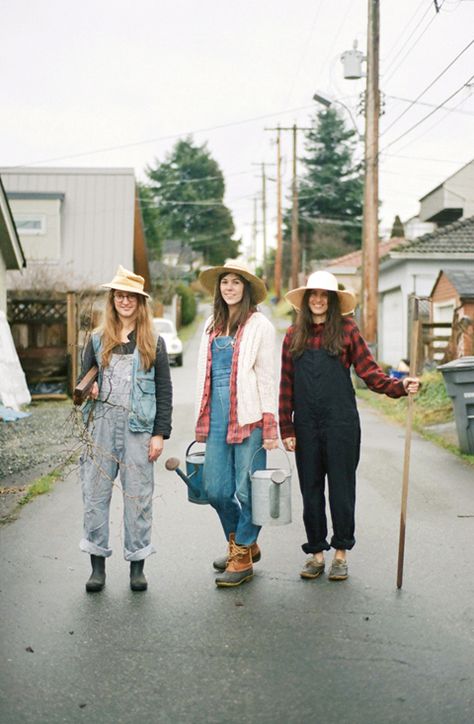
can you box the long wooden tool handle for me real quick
[73,365,99,406]
[396,317,420,589]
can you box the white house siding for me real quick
[1,167,135,290]
[379,287,404,366]
[378,257,474,366]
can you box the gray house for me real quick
[378,216,474,366]
[0,167,150,291]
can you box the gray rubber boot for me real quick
[85,555,106,593]
[130,560,148,591]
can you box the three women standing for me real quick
[195,261,278,587]
[79,266,172,592]
[279,270,420,581]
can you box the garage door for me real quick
[379,288,404,366]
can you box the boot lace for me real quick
[228,538,249,562]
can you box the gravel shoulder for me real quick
[0,400,80,521]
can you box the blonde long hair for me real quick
[100,290,156,370]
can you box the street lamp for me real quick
[312,92,362,139]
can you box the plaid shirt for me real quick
[196,316,277,444]
[279,317,407,439]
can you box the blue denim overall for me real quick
[294,348,361,553]
[203,338,265,546]
[80,353,155,561]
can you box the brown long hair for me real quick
[207,273,257,336]
[289,289,345,358]
[100,290,156,370]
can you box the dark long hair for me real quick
[207,273,257,336]
[289,289,344,358]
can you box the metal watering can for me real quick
[250,447,292,526]
[165,440,209,505]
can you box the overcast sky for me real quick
[2,0,474,261]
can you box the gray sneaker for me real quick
[300,557,325,580]
[328,558,348,581]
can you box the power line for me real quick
[383,2,443,83]
[380,74,474,152]
[386,94,474,117]
[381,38,474,135]
[382,0,430,67]
[13,103,315,168]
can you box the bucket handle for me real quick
[186,440,205,457]
[249,445,292,483]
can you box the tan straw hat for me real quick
[101,265,149,298]
[199,259,267,304]
[285,270,356,315]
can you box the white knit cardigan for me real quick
[195,311,277,427]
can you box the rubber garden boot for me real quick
[130,560,148,591]
[213,532,261,571]
[215,538,253,587]
[85,555,106,593]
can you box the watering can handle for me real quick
[185,440,205,457]
[248,445,292,481]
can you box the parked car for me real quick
[153,318,183,366]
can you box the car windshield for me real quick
[153,319,174,334]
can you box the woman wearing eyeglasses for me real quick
[78,265,172,593]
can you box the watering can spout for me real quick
[165,441,209,505]
[165,457,197,493]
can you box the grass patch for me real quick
[357,370,474,466]
[18,468,64,506]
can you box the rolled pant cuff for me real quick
[330,537,355,551]
[80,538,112,558]
[302,542,330,554]
[124,544,156,562]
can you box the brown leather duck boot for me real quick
[215,538,253,587]
[85,555,106,593]
[213,533,261,571]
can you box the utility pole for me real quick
[265,124,311,299]
[261,162,268,281]
[290,124,299,289]
[361,0,380,347]
[252,196,258,262]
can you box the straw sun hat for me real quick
[285,270,356,315]
[101,265,150,298]
[199,260,267,304]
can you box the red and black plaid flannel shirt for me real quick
[196,315,277,444]
[279,317,407,439]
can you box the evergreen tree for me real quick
[390,214,404,238]
[285,107,363,268]
[137,182,163,260]
[144,137,239,265]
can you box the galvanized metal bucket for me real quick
[250,447,292,526]
[184,440,209,505]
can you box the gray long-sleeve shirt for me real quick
[79,331,172,439]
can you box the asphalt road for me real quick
[1,314,473,724]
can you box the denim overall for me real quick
[203,337,265,546]
[80,353,155,561]
[294,348,361,554]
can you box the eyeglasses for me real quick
[114,292,138,302]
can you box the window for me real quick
[14,213,46,235]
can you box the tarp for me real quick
[0,310,31,411]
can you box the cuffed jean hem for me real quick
[302,541,331,554]
[124,544,156,562]
[80,538,112,558]
[330,536,355,551]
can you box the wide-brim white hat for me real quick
[101,265,150,298]
[199,260,267,304]
[285,270,356,315]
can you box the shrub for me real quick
[176,283,197,326]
